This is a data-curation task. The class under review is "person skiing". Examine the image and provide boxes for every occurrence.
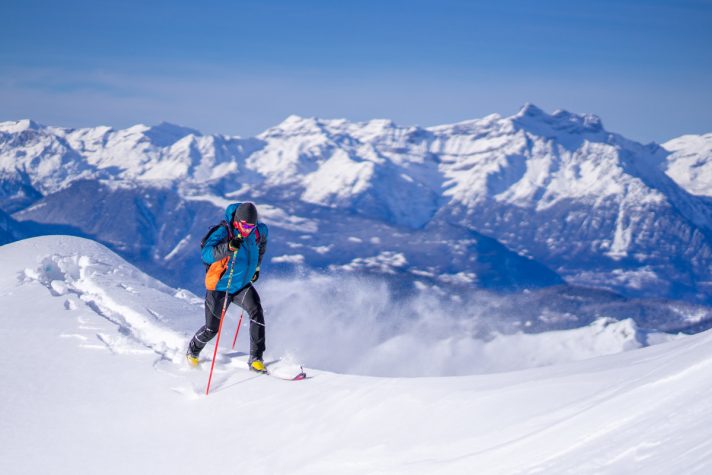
[186,201,269,373]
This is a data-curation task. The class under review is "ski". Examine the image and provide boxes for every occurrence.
[264,366,307,381]
[250,361,307,381]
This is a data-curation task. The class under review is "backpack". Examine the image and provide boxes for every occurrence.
[199,220,232,271]
[199,220,231,250]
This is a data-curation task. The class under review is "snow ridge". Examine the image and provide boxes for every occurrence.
[3,235,712,474]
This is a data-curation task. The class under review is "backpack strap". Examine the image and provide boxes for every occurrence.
[223,220,233,241]
[200,220,232,249]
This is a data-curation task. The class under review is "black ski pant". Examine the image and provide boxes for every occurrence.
[188,284,265,360]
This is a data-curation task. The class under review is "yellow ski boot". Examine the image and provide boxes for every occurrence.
[186,352,199,368]
[249,358,267,374]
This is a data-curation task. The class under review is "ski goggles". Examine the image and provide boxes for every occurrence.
[234,220,256,233]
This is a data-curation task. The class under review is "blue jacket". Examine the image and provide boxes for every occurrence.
[202,203,268,293]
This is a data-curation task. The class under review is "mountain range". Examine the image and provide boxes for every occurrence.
[2,105,712,319]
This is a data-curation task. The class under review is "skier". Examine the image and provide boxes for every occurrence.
[186,201,269,373]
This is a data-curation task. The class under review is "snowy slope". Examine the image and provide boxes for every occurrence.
[664,132,712,197]
[2,236,685,376]
[2,236,712,474]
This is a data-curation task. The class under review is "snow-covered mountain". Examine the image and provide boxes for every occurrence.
[430,106,712,302]
[3,235,712,474]
[2,106,712,304]
[665,132,712,197]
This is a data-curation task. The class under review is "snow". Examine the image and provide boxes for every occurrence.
[182,192,235,209]
[330,251,408,274]
[2,236,712,474]
[0,118,41,133]
[163,234,191,260]
[257,204,319,232]
[271,254,306,265]
[571,267,665,293]
[664,133,712,197]
[301,149,375,205]
[608,201,633,259]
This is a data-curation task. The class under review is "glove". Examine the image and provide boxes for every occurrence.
[228,236,242,252]
[251,267,260,283]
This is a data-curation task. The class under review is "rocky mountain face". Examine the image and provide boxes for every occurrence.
[427,106,712,302]
[0,208,24,245]
[2,106,712,308]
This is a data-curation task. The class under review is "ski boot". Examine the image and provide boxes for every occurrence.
[249,357,267,374]
[186,350,199,368]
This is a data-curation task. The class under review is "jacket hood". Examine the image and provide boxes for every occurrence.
[224,203,240,225]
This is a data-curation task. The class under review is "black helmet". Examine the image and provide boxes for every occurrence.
[233,202,258,225]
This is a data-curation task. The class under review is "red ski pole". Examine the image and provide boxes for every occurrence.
[205,250,238,396]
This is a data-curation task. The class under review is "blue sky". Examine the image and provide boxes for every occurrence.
[1,0,710,142]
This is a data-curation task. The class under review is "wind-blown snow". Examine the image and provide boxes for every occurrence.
[2,236,711,474]
[3,236,676,377]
